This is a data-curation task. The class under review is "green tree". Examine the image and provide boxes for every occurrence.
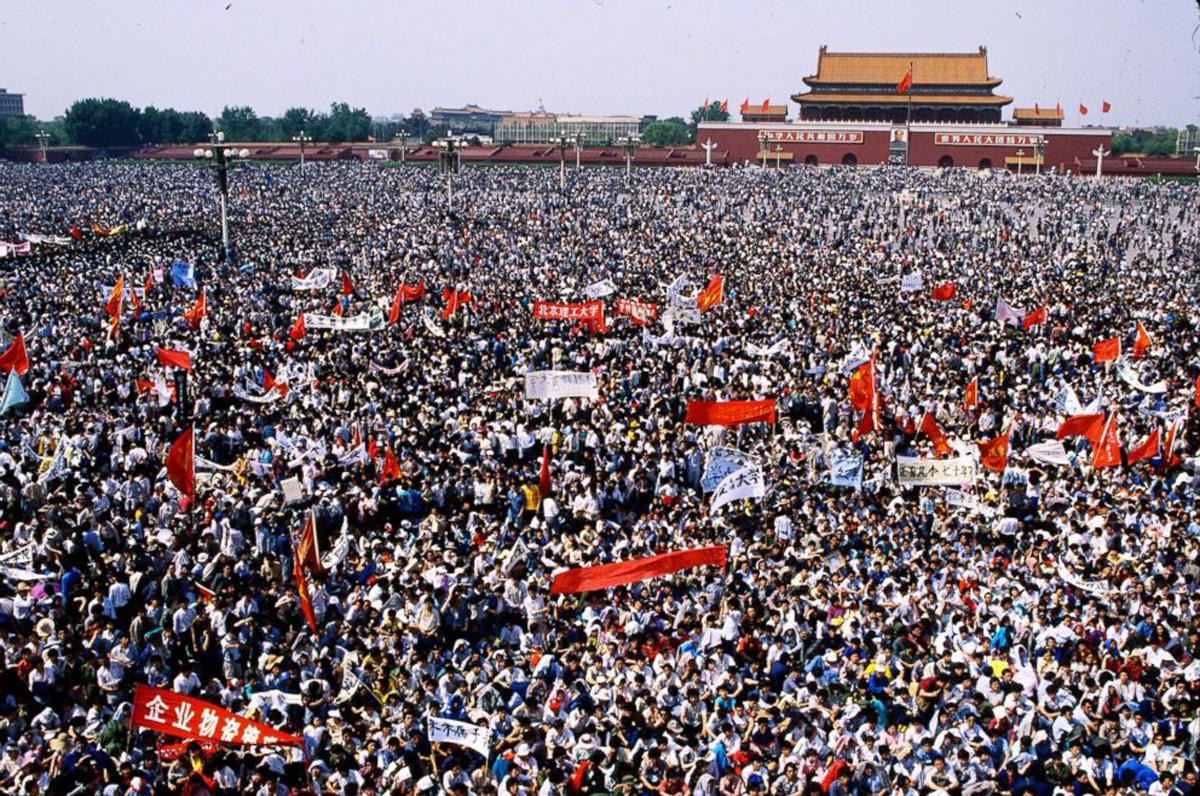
[690,101,729,126]
[217,106,263,142]
[404,109,430,141]
[278,107,317,141]
[0,115,41,151]
[178,111,213,144]
[322,102,371,143]
[1111,127,1182,157]
[63,98,142,147]
[641,117,691,147]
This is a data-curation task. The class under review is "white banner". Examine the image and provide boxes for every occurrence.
[233,385,282,404]
[710,466,766,512]
[304,308,385,332]
[1117,361,1167,394]
[829,450,864,490]
[745,339,789,359]
[1051,385,1083,416]
[583,278,617,299]
[944,489,995,516]
[427,716,491,758]
[291,268,335,291]
[524,370,598,401]
[1057,565,1113,595]
[896,455,977,487]
[1025,439,1072,466]
[663,305,701,327]
[421,313,446,338]
[22,233,72,246]
[642,327,675,348]
[1139,403,1187,424]
[666,273,690,302]
[701,448,760,493]
[900,271,924,293]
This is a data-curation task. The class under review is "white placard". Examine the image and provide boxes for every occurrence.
[944,489,995,516]
[702,448,760,493]
[304,308,385,332]
[900,271,924,292]
[710,466,766,512]
[584,279,617,299]
[896,455,977,487]
[523,371,599,401]
[829,451,864,490]
[291,268,335,291]
[427,716,491,757]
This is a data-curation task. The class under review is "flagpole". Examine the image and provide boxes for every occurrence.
[905,61,913,165]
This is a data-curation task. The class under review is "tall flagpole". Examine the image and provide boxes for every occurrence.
[905,61,913,165]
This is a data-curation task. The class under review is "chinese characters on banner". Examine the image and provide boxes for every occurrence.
[523,371,599,401]
[944,488,995,517]
[701,447,761,493]
[132,684,303,750]
[896,455,977,487]
[710,465,766,512]
[531,301,604,322]
[829,450,864,490]
[583,279,617,299]
[614,297,658,326]
[762,130,864,144]
[933,133,1043,147]
[427,716,492,757]
[303,308,386,332]
[290,268,335,291]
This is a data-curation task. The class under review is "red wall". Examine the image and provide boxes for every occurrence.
[700,126,892,166]
[908,130,1111,171]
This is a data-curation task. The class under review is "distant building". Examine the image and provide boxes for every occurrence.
[494,113,649,146]
[430,105,512,135]
[0,89,25,119]
[792,46,1011,124]
[740,104,789,123]
[1011,106,1064,127]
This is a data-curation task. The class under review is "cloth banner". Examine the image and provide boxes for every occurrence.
[641,327,676,348]
[1117,361,1167,394]
[22,234,72,246]
[304,308,385,332]
[532,300,603,321]
[614,297,658,326]
[745,339,789,358]
[896,455,977,487]
[829,450,864,490]
[0,242,32,257]
[944,489,995,516]
[1025,439,1072,466]
[685,399,776,427]
[369,361,408,376]
[583,279,617,299]
[291,268,335,291]
[1057,565,1113,595]
[421,313,446,338]
[233,385,282,404]
[524,370,598,401]
[701,447,760,492]
[132,684,303,749]
[171,261,195,289]
[666,273,691,304]
[1051,385,1083,416]
[549,545,726,595]
[710,466,766,512]
[663,305,701,327]
[427,716,491,757]
[900,271,924,292]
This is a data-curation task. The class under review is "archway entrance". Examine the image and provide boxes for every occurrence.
[978,158,992,170]
[804,154,818,166]
[841,153,857,166]
[938,155,954,168]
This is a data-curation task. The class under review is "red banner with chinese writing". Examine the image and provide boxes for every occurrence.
[684,399,776,426]
[532,300,603,322]
[614,297,659,326]
[132,684,303,749]
[550,545,727,595]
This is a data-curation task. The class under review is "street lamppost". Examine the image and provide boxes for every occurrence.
[775,143,783,169]
[618,134,638,187]
[1015,149,1025,177]
[1033,138,1046,176]
[435,137,459,208]
[193,131,250,266]
[573,136,582,170]
[396,133,407,165]
[1092,146,1109,179]
[551,136,576,190]
[292,130,312,172]
[35,130,50,164]
[757,130,770,168]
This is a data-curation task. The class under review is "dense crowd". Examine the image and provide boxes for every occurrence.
[0,158,1197,796]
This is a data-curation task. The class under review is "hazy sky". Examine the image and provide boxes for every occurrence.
[4,0,1198,127]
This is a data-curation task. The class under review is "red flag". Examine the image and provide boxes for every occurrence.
[293,546,318,633]
[441,287,472,321]
[1102,100,1111,113]
[156,347,192,371]
[379,444,402,485]
[918,411,951,457]
[848,356,876,412]
[963,377,978,412]
[1126,427,1159,466]
[1092,414,1121,469]
[1163,420,1182,473]
[539,444,551,498]
[341,272,354,296]
[1022,305,1047,329]
[1195,373,1200,408]
[684,399,776,426]
[389,280,426,324]
[1035,103,1041,115]
[1092,337,1120,363]
[144,270,154,301]
[696,274,724,313]
[740,98,749,113]
[158,739,218,762]
[182,291,208,328]
[761,98,770,111]
[296,510,323,574]
[549,545,727,595]
[166,427,195,501]
[0,333,30,376]
[1056,413,1106,443]
[331,301,344,317]
[1078,103,1088,116]
[132,684,303,749]
[977,432,1009,473]
[1132,321,1151,359]
[193,581,215,604]
[720,98,729,113]
[289,314,306,340]
[931,283,957,301]
[105,274,124,317]
[896,66,913,94]
[613,297,658,326]
[69,225,83,241]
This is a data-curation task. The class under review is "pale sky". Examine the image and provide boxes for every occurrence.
[3,0,1198,128]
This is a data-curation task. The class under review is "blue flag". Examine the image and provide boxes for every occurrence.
[0,370,29,415]
[171,260,195,289]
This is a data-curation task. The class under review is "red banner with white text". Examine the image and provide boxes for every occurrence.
[532,300,603,322]
[614,297,659,326]
[132,684,303,750]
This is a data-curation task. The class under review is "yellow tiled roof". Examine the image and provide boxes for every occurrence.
[794,92,1012,106]
[805,47,1001,86]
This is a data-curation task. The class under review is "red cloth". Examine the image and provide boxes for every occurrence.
[1092,414,1121,469]
[697,275,724,313]
[977,432,1009,473]
[931,283,956,301]
[848,357,876,411]
[1022,305,1047,329]
[341,272,355,296]
[720,99,729,113]
[0,333,30,376]
[289,314,306,340]
[379,445,402,485]
[1133,322,1151,359]
[532,301,603,322]
[1092,337,1120,363]
[963,377,978,412]
[182,292,207,328]
[156,348,192,371]
[539,444,551,498]
[550,545,727,595]
[388,280,426,323]
[1079,103,1088,116]
[760,98,770,111]
[1102,101,1112,113]
[158,739,218,762]
[105,274,124,318]
[684,399,776,426]
[918,411,951,457]
[614,297,658,326]
[1126,428,1159,465]
[296,510,323,574]
[1056,413,1105,443]
[166,427,195,501]
[132,684,303,748]
[441,287,473,320]
[1164,421,1182,473]
[896,68,913,94]
[293,545,318,633]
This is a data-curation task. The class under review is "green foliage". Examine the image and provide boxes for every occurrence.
[138,107,213,145]
[217,106,263,142]
[321,102,372,143]
[690,102,730,126]
[0,115,42,150]
[1110,127,1184,157]
[63,98,143,147]
[642,117,692,147]
[404,109,431,141]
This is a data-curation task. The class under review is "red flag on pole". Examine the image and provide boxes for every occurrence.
[0,333,30,376]
[1056,413,1106,444]
[1078,103,1088,116]
[931,283,957,301]
[1126,427,1159,466]
[1022,305,1047,329]
[977,432,1009,473]
[1035,103,1041,115]
[182,291,208,328]
[379,444,402,485]
[1092,414,1121,469]
[549,545,727,595]
[740,98,749,114]
[1092,337,1120,363]
[166,427,195,501]
[684,399,776,426]
[761,98,770,111]
[132,684,304,749]
[341,272,354,296]
[105,274,124,317]
[696,274,724,313]
[539,444,551,498]
[1102,100,1111,113]
[896,66,913,94]
[289,314,306,340]
[296,510,323,574]
[1132,321,1151,359]
[156,348,192,371]
[1163,420,1182,473]
[918,411,952,457]
[293,546,318,633]
[720,98,729,113]
[963,377,978,412]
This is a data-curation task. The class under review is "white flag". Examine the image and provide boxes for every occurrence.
[583,279,617,299]
[1025,439,1072,466]
[710,466,766,512]
[701,448,760,493]
[1051,385,1083,416]
[994,297,1022,327]
[427,716,491,757]
[524,371,598,401]
[900,271,924,292]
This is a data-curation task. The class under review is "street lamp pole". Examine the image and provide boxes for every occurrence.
[1015,149,1025,177]
[436,138,459,208]
[618,135,638,187]
[35,130,50,164]
[574,137,581,170]
[193,131,249,266]
[292,130,312,172]
[757,131,769,168]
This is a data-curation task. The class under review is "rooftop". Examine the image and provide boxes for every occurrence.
[803,46,1002,87]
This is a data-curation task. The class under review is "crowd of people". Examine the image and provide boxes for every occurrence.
[0,158,1197,796]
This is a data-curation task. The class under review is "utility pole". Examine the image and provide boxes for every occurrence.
[193,131,249,266]
[618,135,638,187]
[35,130,50,164]
[292,130,313,172]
